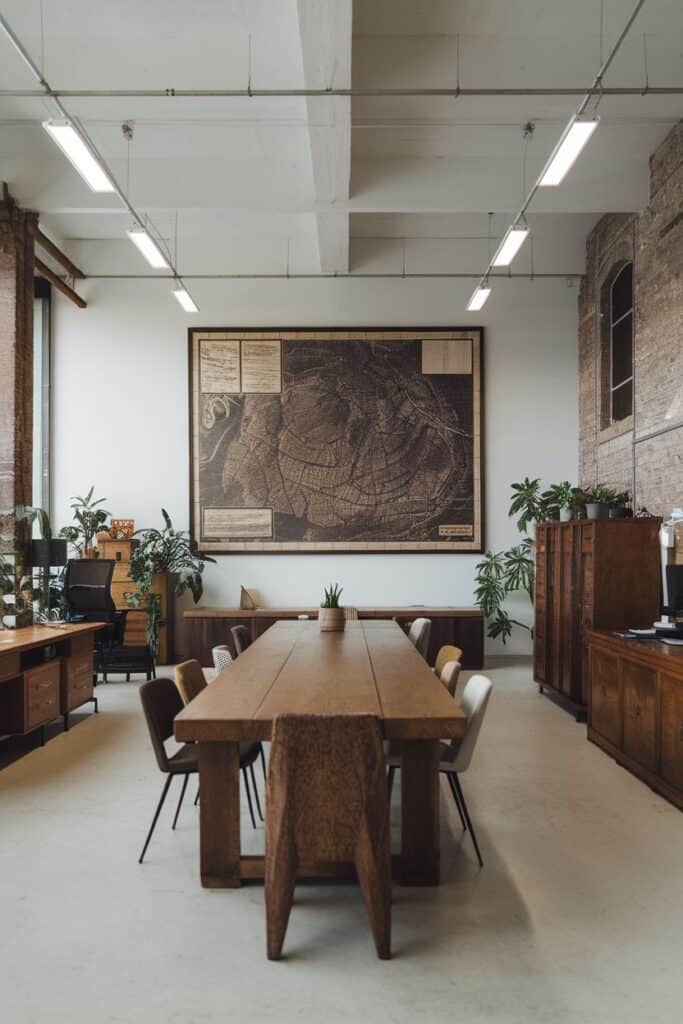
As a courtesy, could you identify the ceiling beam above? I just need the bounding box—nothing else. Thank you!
[296,0,351,274]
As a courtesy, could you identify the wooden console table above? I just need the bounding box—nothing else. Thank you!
[0,623,104,742]
[180,606,485,669]
[586,629,683,810]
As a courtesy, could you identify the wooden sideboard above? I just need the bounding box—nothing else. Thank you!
[180,606,485,669]
[0,623,104,742]
[586,629,683,810]
[534,518,661,719]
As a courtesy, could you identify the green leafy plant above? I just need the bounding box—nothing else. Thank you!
[321,583,343,608]
[126,509,215,653]
[474,540,535,643]
[542,480,582,519]
[579,485,631,509]
[59,486,110,556]
[508,477,549,532]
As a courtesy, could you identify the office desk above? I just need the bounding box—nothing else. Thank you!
[175,618,467,888]
[0,622,104,740]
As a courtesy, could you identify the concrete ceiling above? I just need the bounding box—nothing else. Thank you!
[0,0,681,288]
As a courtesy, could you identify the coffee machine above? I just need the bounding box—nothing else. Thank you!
[654,509,683,639]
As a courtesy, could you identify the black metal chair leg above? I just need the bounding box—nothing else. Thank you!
[260,744,267,782]
[171,774,189,831]
[194,787,200,806]
[242,767,257,829]
[446,772,468,832]
[387,765,396,800]
[139,775,173,863]
[249,762,263,821]
[453,775,483,867]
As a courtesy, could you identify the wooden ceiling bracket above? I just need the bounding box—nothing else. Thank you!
[34,255,87,309]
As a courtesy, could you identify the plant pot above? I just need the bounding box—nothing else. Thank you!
[586,502,608,520]
[319,606,346,632]
[609,506,633,519]
[559,507,572,522]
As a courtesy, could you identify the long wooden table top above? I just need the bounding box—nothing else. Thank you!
[0,621,104,656]
[175,619,467,743]
[183,605,483,619]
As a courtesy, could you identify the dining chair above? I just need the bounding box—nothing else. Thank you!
[212,644,233,673]
[387,674,492,867]
[407,617,432,660]
[265,713,391,960]
[437,674,492,866]
[231,624,252,657]
[138,678,198,863]
[344,606,359,620]
[439,659,462,698]
[173,658,264,828]
[434,644,463,678]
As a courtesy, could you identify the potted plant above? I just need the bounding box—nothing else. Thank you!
[581,485,616,520]
[543,481,579,522]
[126,509,215,654]
[319,583,345,632]
[609,489,633,519]
[59,486,110,557]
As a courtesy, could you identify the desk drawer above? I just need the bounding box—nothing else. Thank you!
[25,660,61,730]
[63,653,94,711]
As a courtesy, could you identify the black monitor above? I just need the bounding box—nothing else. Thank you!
[664,564,683,617]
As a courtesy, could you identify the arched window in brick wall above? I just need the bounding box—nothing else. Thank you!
[600,260,634,426]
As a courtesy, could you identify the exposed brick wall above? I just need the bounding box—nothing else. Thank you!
[578,124,683,516]
[0,186,36,512]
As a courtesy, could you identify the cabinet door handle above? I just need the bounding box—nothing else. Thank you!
[635,704,641,717]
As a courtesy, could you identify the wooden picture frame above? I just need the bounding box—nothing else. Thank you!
[189,327,484,554]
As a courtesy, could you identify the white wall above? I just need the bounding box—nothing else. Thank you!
[52,276,578,654]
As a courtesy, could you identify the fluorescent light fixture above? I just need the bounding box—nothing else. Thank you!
[467,284,491,311]
[127,227,169,269]
[172,286,199,313]
[42,120,114,193]
[538,116,599,187]
[492,225,530,267]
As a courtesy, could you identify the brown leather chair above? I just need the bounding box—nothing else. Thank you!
[231,624,252,657]
[265,713,391,960]
[138,678,198,863]
[173,658,265,827]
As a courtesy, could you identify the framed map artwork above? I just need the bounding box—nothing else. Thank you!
[189,328,483,553]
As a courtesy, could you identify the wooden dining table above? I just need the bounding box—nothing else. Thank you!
[174,618,467,888]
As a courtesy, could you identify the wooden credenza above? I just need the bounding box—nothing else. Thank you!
[0,623,103,741]
[586,629,683,809]
[534,519,661,718]
[181,606,485,669]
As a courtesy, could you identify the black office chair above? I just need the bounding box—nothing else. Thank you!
[63,559,155,682]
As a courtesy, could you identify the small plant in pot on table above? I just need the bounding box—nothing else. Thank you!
[319,583,345,632]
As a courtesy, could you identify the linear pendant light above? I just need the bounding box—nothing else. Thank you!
[43,120,114,193]
[491,224,530,267]
[126,227,169,269]
[172,286,199,313]
[538,115,599,186]
[467,284,491,311]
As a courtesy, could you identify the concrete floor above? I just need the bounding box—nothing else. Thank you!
[0,659,681,1024]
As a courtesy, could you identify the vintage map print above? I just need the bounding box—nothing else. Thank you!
[190,329,483,552]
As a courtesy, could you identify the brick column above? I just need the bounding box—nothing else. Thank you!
[0,185,37,512]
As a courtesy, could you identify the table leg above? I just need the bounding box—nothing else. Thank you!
[198,741,241,888]
[400,738,440,885]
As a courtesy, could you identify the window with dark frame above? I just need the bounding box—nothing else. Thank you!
[609,261,633,423]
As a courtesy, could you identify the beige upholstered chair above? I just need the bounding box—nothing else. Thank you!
[173,658,264,829]
[439,659,462,698]
[434,644,463,678]
[407,617,432,660]
[387,674,493,867]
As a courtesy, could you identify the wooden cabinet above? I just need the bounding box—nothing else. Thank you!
[99,539,174,663]
[181,607,485,669]
[534,519,661,718]
[586,630,683,810]
[25,661,61,730]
